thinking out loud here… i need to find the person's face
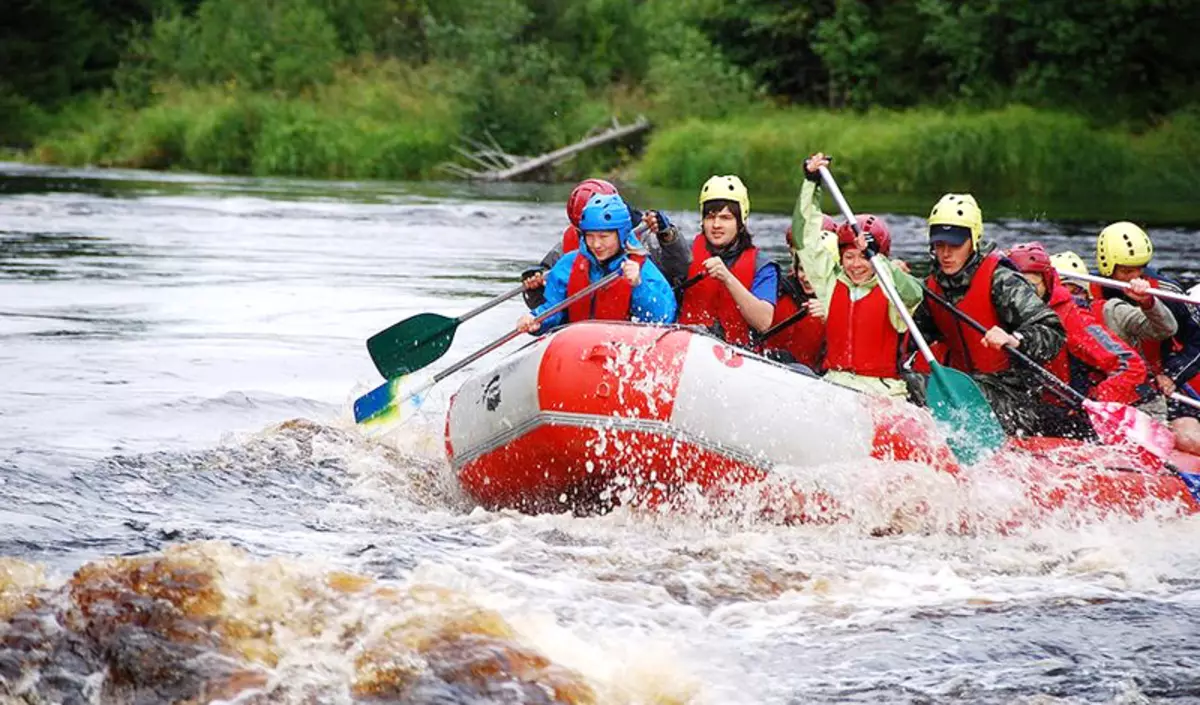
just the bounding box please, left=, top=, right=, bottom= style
left=585, top=230, right=620, bottom=260
left=1111, top=264, right=1144, bottom=282
left=933, top=238, right=973, bottom=276
left=703, top=206, right=738, bottom=247
left=793, top=254, right=815, bottom=295
left=841, top=247, right=872, bottom=284
left=1065, top=282, right=1088, bottom=299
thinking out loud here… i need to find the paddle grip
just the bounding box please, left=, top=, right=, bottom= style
left=920, top=284, right=1086, bottom=405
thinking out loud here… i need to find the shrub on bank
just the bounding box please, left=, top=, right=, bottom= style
left=33, top=62, right=463, bottom=180
left=635, top=105, right=1197, bottom=202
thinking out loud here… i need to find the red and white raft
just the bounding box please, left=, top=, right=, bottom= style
left=444, top=321, right=1200, bottom=525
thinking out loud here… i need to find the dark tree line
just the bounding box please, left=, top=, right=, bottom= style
left=4, top=0, right=1197, bottom=145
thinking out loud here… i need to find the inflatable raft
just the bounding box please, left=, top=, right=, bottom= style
left=444, top=321, right=1200, bottom=526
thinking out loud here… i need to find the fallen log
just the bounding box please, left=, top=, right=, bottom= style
left=442, top=116, right=651, bottom=182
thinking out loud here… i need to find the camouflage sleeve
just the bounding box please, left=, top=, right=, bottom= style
left=991, top=266, right=1065, bottom=364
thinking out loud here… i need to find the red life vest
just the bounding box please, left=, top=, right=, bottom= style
left=766, top=291, right=826, bottom=369
left=679, top=235, right=760, bottom=347
left=1045, top=284, right=1076, bottom=385
left=565, top=251, right=641, bottom=323
left=1045, top=285, right=1105, bottom=403
left=823, top=282, right=901, bottom=378
left=562, top=226, right=581, bottom=253
left=925, top=252, right=1011, bottom=374
left=1046, top=281, right=1156, bottom=406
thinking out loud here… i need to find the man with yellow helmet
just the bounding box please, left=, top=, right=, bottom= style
left=1091, top=221, right=1200, bottom=453
left=912, top=193, right=1066, bottom=436
left=677, top=175, right=779, bottom=348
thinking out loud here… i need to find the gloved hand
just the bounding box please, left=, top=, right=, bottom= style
left=804, top=153, right=831, bottom=183
left=520, top=267, right=547, bottom=309
left=642, top=210, right=672, bottom=234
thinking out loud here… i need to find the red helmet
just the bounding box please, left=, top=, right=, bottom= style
left=836, top=214, right=891, bottom=256
left=786, top=215, right=838, bottom=245
left=1007, top=241, right=1053, bottom=274
left=567, top=179, right=618, bottom=226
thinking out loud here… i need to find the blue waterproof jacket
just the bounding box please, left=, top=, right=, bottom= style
left=531, top=228, right=677, bottom=331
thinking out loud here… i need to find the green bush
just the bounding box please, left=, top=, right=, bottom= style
left=0, top=89, right=51, bottom=146
left=114, top=0, right=344, bottom=97
left=636, top=105, right=1197, bottom=205
left=457, top=42, right=589, bottom=156
left=183, top=94, right=263, bottom=174
left=32, top=61, right=460, bottom=180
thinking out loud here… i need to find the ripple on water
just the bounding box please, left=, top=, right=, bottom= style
left=4, top=166, right=1200, bottom=704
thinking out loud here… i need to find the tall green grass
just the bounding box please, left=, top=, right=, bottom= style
left=635, top=105, right=1199, bottom=203
left=33, top=61, right=463, bottom=180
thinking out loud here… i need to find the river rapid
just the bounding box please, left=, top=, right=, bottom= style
left=2, top=163, right=1199, bottom=705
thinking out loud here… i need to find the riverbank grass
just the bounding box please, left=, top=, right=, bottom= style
left=636, top=106, right=1200, bottom=201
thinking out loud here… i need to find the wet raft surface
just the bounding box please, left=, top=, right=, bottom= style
left=2, top=165, right=1200, bottom=703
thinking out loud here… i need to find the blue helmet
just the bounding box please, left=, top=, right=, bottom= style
left=578, top=193, right=633, bottom=237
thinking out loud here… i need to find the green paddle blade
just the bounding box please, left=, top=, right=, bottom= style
left=366, top=312, right=457, bottom=379
left=926, top=362, right=1007, bottom=465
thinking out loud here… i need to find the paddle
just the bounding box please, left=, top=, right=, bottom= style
left=759, top=307, right=809, bottom=342
left=1172, top=392, right=1200, bottom=411
left=677, top=272, right=705, bottom=291
left=353, top=268, right=627, bottom=429
left=1055, top=269, right=1200, bottom=307
left=920, top=284, right=1199, bottom=485
left=366, top=285, right=524, bottom=379
left=367, top=222, right=650, bottom=379
left=817, top=165, right=1007, bottom=465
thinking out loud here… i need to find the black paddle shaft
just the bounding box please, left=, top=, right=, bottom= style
left=757, top=306, right=809, bottom=342
left=920, top=284, right=1086, bottom=406
left=676, top=272, right=704, bottom=291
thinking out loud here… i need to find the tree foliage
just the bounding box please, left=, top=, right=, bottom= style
left=5, top=0, right=1199, bottom=150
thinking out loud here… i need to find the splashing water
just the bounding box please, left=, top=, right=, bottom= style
left=3, top=165, right=1200, bottom=703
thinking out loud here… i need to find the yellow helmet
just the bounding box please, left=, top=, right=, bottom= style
left=1050, top=251, right=1089, bottom=279
left=1095, top=221, right=1152, bottom=276
left=700, top=175, right=750, bottom=221
left=927, top=193, right=983, bottom=248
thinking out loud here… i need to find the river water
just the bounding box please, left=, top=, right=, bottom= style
left=2, top=163, right=1199, bottom=704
